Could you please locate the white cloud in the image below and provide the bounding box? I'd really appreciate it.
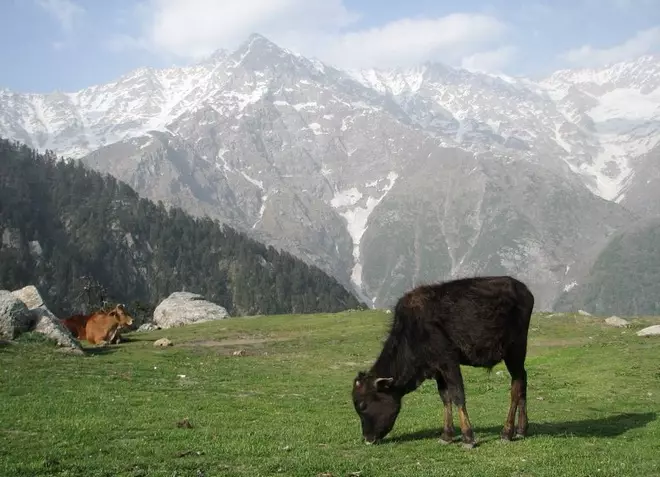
[136,0,358,60]
[116,0,509,71]
[461,46,518,73]
[36,0,84,32]
[314,14,508,70]
[561,26,660,68]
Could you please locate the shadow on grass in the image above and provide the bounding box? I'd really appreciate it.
[83,345,119,356]
[387,412,657,444]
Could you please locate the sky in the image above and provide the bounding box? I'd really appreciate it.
[1,0,659,93]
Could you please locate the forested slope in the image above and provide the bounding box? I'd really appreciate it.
[0,138,364,317]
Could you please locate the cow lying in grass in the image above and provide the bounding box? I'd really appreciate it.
[62,304,134,345]
[352,275,535,447]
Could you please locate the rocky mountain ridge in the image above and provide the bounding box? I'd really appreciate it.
[2,34,658,312]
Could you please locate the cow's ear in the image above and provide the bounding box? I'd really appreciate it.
[374,377,394,390]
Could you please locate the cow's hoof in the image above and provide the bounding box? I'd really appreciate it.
[439,437,453,445]
[500,429,514,441]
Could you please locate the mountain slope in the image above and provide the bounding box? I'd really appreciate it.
[357,148,635,309]
[1,34,659,312]
[0,138,363,317]
[616,143,660,217]
[554,217,660,316]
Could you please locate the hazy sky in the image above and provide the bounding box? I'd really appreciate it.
[2,0,659,92]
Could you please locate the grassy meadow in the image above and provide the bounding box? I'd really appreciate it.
[1,310,659,477]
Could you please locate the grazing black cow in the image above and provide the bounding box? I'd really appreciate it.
[352,275,534,447]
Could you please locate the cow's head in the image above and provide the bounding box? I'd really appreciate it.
[352,371,401,444]
[109,304,134,328]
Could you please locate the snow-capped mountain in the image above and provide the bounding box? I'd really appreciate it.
[352,54,660,201]
[1,34,658,312]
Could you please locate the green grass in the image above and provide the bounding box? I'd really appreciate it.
[1,310,659,477]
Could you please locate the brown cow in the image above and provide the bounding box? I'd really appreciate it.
[62,304,134,345]
[61,313,90,341]
[85,304,134,345]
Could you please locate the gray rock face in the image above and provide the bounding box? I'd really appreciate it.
[358,149,633,309]
[153,292,229,329]
[11,284,45,309]
[0,290,34,339]
[10,285,83,352]
[554,217,660,316]
[618,145,660,217]
[637,325,660,337]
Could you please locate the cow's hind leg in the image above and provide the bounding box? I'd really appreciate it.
[501,348,528,441]
[442,365,476,448]
[436,376,454,444]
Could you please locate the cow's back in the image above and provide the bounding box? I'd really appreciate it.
[61,314,90,340]
[396,276,534,368]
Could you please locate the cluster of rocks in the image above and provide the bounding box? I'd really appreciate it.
[1,287,230,352]
[598,313,660,336]
[0,286,84,354]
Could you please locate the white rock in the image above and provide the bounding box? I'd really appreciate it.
[578,309,592,316]
[605,316,630,328]
[154,338,173,347]
[637,325,660,337]
[0,290,34,339]
[153,292,229,329]
[10,285,84,353]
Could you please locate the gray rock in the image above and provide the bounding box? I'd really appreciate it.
[0,290,34,339]
[153,292,229,329]
[137,322,160,332]
[154,338,173,347]
[637,325,660,337]
[11,284,45,309]
[10,285,84,352]
[605,316,630,328]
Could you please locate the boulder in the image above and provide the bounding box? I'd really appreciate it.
[11,285,45,309]
[637,325,660,337]
[578,309,592,316]
[0,290,34,339]
[605,316,630,328]
[10,285,84,353]
[154,338,173,347]
[153,292,229,329]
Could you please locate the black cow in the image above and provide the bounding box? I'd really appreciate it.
[352,275,534,447]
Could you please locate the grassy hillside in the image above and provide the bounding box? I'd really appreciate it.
[1,310,659,477]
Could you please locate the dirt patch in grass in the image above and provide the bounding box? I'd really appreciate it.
[181,336,295,356]
[186,336,292,347]
[530,337,590,348]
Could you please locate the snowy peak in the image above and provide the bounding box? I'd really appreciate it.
[349,66,428,95]
[0,34,659,204]
[543,55,660,91]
